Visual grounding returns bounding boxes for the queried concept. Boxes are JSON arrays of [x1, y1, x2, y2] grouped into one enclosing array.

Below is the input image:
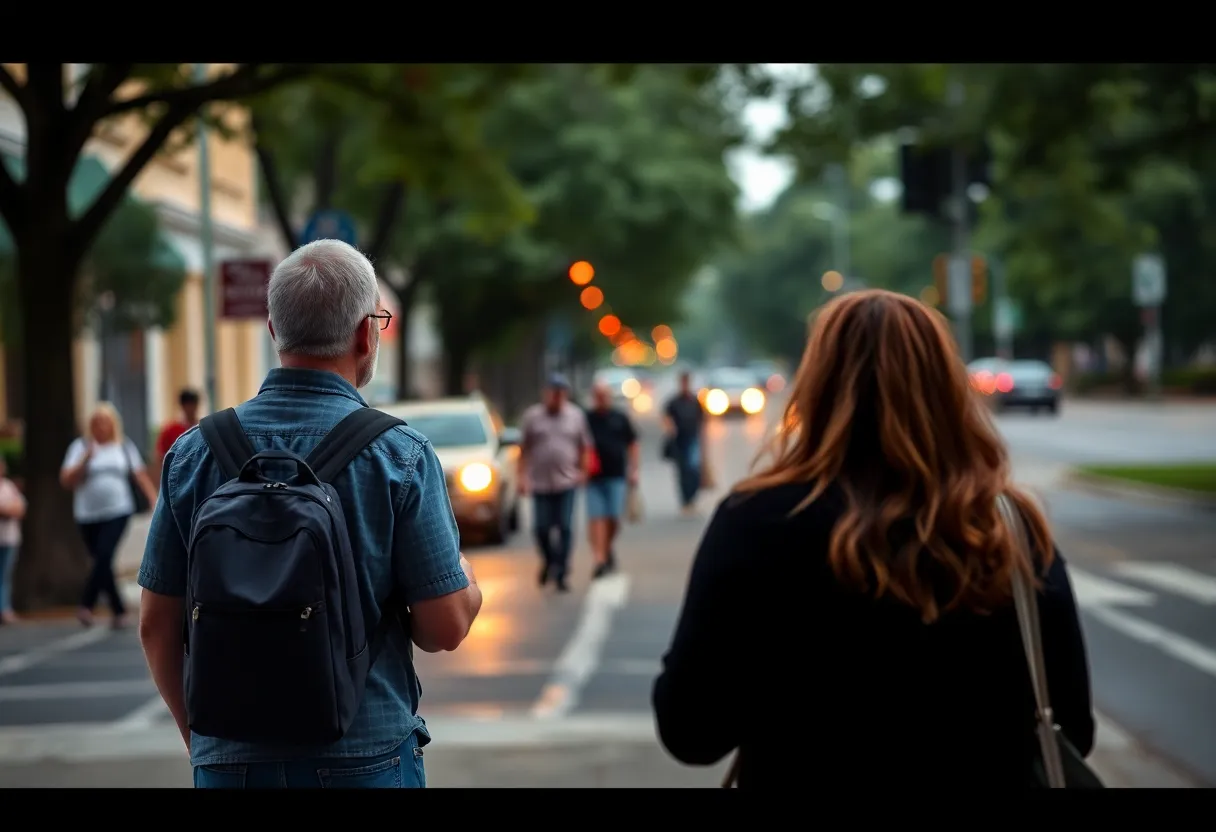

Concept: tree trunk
[[394, 277, 421, 400], [443, 343, 471, 397], [11, 245, 89, 610]]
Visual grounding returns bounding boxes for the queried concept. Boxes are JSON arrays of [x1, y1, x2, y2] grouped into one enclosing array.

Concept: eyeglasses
[[368, 310, 393, 331]]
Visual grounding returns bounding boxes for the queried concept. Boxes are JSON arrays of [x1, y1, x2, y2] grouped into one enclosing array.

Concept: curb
[[1090, 713, 1202, 788], [1062, 470, 1216, 512], [11, 577, 142, 622]]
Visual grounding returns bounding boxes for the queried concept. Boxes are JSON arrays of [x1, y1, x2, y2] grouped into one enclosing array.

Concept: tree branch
[[0, 65, 30, 114], [314, 131, 339, 211], [25, 64, 65, 116], [0, 155, 26, 231], [366, 182, 407, 263], [104, 63, 313, 119], [70, 103, 194, 258], [63, 64, 136, 162], [250, 111, 298, 251]]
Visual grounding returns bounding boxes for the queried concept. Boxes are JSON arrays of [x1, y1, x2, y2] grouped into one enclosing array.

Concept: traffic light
[[900, 142, 992, 222], [933, 253, 949, 304], [971, 255, 987, 304]]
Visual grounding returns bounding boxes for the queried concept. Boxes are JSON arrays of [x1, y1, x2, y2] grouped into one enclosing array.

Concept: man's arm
[[394, 438, 483, 653], [59, 439, 91, 490], [136, 450, 191, 751], [516, 411, 532, 495], [0, 483, 24, 519]]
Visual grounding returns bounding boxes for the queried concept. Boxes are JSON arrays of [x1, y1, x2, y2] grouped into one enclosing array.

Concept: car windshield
[[710, 369, 757, 388], [1010, 361, 1052, 380], [406, 413, 488, 448]]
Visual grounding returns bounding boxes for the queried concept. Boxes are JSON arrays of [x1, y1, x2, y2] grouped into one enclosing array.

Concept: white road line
[[1069, 567, 1156, 608], [113, 695, 170, 729], [1113, 562, 1216, 605], [0, 627, 112, 679], [530, 573, 630, 720], [0, 679, 154, 701], [1085, 604, 1216, 679]]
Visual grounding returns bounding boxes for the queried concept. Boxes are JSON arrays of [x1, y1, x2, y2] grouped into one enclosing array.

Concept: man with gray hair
[[138, 239, 482, 788]]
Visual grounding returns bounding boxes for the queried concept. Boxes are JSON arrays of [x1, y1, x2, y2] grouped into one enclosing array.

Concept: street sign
[[301, 209, 358, 247], [994, 297, 1021, 339], [947, 255, 972, 316], [219, 259, 273, 320], [1132, 253, 1167, 307]]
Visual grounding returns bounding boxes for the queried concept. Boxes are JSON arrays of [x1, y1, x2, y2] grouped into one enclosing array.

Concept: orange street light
[[569, 261, 595, 286], [580, 285, 604, 310], [655, 337, 678, 361], [652, 324, 673, 341], [598, 314, 621, 337]]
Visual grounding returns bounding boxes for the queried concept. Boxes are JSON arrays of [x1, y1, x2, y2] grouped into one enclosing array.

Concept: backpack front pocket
[[186, 601, 340, 744]]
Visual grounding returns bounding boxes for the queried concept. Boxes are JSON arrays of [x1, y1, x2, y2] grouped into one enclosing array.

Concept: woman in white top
[[59, 403, 158, 629]]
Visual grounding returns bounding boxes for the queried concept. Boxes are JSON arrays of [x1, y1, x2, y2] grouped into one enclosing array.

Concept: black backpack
[[186, 406, 406, 745]]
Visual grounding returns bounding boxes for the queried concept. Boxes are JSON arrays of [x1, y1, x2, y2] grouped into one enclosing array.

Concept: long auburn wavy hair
[[735, 289, 1053, 623]]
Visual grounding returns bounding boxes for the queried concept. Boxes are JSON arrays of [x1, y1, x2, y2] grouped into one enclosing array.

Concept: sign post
[[302, 209, 358, 247], [1132, 253, 1167, 399], [220, 259, 274, 320]]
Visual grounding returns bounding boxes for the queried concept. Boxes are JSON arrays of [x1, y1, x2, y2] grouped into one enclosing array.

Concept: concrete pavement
[[0, 398, 1208, 787]]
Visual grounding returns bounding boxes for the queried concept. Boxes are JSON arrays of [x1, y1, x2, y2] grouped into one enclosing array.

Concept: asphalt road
[[0, 394, 1210, 788]]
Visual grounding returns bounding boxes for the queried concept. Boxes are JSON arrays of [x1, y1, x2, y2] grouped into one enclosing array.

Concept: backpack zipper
[[193, 601, 325, 632]]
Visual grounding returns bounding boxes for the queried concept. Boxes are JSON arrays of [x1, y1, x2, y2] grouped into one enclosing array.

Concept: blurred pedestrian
[[518, 373, 593, 592], [155, 388, 201, 471], [585, 381, 640, 578], [138, 239, 482, 789], [653, 290, 1096, 789], [662, 371, 706, 516], [0, 455, 25, 625], [59, 402, 157, 629]]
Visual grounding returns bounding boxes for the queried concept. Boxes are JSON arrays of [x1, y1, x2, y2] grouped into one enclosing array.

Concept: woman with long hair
[[652, 289, 1095, 788], [60, 402, 158, 629]]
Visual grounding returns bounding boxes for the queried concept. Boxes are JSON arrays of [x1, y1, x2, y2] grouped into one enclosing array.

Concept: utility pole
[[826, 163, 851, 281], [194, 63, 219, 414], [946, 79, 974, 363], [990, 256, 1014, 360]]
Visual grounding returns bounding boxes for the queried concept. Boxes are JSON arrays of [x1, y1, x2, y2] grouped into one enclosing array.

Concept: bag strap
[[998, 494, 1067, 788], [199, 409, 257, 481], [306, 407, 406, 484], [721, 751, 742, 788]]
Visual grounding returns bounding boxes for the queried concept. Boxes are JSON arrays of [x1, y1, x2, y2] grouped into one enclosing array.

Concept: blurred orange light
[[598, 314, 621, 337], [611, 327, 633, 346], [655, 337, 678, 361], [580, 286, 604, 310], [652, 324, 673, 341], [569, 261, 595, 286]]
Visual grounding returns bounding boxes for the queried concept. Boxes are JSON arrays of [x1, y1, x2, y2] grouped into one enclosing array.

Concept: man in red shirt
[[156, 389, 201, 469]]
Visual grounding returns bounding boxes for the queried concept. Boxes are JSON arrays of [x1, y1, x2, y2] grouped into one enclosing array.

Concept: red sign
[[220, 259, 273, 320]]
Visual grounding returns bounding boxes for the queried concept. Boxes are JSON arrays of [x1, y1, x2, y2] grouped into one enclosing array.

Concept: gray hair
[[267, 240, 380, 358]]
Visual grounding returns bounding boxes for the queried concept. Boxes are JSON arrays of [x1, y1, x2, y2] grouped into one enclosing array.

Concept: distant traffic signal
[[900, 142, 992, 222], [971, 255, 987, 304], [933, 252, 988, 309]]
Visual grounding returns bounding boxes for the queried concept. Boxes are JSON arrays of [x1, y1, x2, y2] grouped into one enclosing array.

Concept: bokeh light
[[652, 324, 673, 341], [655, 337, 678, 361], [919, 285, 940, 307], [598, 314, 621, 337], [580, 285, 604, 310], [821, 270, 844, 292], [569, 261, 595, 286]]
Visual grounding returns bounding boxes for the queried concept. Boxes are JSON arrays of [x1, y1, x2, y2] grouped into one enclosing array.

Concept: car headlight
[[740, 387, 765, 414], [458, 462, 493, 493], [705, 389, 729, 415]]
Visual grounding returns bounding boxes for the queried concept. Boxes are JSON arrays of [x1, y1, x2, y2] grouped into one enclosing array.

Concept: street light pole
[[989, 256, 1014, 360], [194, 63, 219, 414], [826, 163, 850, 280], [948, 79, 974, 363]]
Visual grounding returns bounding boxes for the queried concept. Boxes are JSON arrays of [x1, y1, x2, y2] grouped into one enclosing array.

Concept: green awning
[[0, 153, 186, 272]]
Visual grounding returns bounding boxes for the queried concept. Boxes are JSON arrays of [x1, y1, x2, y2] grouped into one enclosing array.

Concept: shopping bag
[[626, 484, 644, 524]]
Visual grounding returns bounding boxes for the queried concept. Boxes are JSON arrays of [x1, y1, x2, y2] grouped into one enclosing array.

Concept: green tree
[[418, 65, 742, 389]]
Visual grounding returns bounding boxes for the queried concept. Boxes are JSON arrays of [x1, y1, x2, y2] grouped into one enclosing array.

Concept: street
[[0, 396, 1211, 787]]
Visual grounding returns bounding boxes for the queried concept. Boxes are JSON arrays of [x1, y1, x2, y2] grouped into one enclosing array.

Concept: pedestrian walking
[[662, 371, 706, 516], [584, 381, 640, 578], [0, 455, 25, 625], [59, 402, 158, 629], [137, 239, 483, 789], [518, 373, 593, 592], [653, 290, 1097, 789], [154, 388, 200, 474]]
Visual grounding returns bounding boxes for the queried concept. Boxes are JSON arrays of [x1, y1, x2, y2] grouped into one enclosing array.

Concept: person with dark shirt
[[662, 371, 705, 516], [584, 381, 639, 578], [653, 290, 1096, 789], [155, 389, 200, 471]]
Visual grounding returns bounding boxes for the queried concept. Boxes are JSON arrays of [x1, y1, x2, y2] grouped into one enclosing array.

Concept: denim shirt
[[139, 368, 468, 767]]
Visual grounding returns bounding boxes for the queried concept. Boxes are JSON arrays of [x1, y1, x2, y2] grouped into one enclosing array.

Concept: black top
[[585, 407, 638, 480], [664, 394, 704, 445], [652, 481, 1096, 789]]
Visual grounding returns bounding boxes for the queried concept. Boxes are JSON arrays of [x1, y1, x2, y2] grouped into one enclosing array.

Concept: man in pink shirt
[[517, 374, 593, 592]]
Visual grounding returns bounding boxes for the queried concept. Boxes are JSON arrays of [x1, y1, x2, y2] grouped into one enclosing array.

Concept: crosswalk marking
[[0, 679, 154, 701], [1113, 562, 1216, 605], [1069, 567, 1156, 608], [1086, 604, 1216, 679]]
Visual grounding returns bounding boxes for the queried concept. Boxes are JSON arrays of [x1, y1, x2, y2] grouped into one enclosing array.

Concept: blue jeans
[[193, 731, 427, 789], [0, 545, 15, 613], [585, 477, 627, 519], [674, 440, 701, 507], [533, 489, 576, 579]]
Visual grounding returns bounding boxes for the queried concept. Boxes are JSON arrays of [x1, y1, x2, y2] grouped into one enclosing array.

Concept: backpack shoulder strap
[[306, 407, 407, 483], [199, 408, 257, 481]]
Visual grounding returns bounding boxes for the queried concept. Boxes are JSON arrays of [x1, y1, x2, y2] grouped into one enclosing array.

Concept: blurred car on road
[[747, 359, 787, 394], [383, 396, 521, 544], [593, 366, 656, 415], [968, 357, 1062, 415], [699, 366, 768, 417]]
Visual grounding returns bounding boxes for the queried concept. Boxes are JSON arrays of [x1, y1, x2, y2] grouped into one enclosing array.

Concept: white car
[[382, 397, 521, 545]]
